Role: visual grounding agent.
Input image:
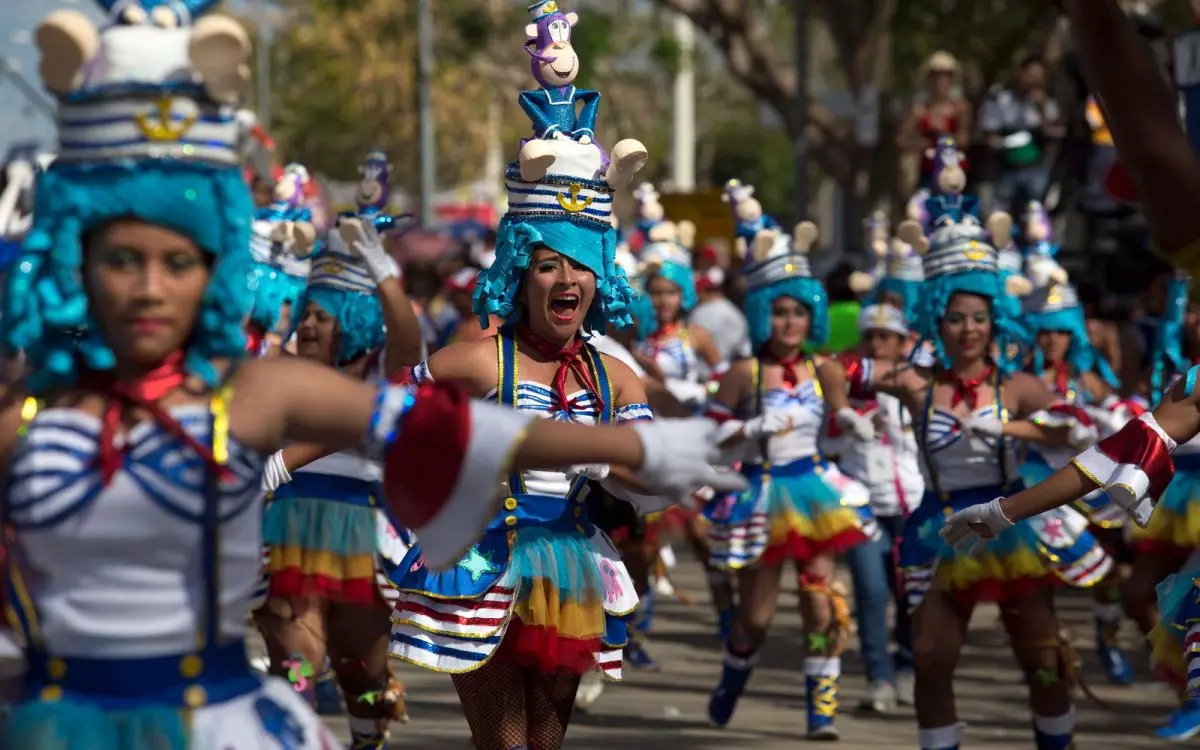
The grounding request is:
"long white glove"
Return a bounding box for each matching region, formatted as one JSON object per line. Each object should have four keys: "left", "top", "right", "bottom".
{"left": 262, "top": 450, "right": 292, "bottom": 493}
{"left": 632, "top": 419, "right": 749, "bottom": 497}
{"left": 349, "top": 220, "right": 400, "bottom": 284}
{"left": 568, "top": 464, "right": 611, "bottom": 482}
{"left": 940, "top": 497, "right": 1014, "bottom": 553}
{"left": 835, "top": 407, "right": 875, "bottom": 442}
{"left": 665, "top": 378, "right": 710, "bottom": 407}
{"left": 1067, "top": 420, "right": 1099, "bottom": 450}
{"left": 742, "top": 410, "right": 793, "bottom": 440}
{"left": 961, "top": 415, "right": 1004, "bottom": 438}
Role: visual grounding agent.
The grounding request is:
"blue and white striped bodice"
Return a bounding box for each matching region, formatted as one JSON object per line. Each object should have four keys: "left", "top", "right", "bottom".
{"left": 637, "top": 333, "right": 700, "bottom": 383}
{"left": 914, "top": 404, "right": 1016, "bottom": 492}
{"left": 6, "top": 406, "right": 265, "bottom": 657}
{"left": 739, "top": 380, "right": 825, "bottom": 467}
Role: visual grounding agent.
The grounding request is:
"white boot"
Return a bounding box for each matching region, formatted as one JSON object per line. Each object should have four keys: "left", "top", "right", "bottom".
{"left": 519, "top": 139, "right": 557, "bottom": 182}
{"left": 605, "top": 139, "right": 648, "bottom": 188}
{"left": 36, "top": 10, "right": 99, "bottom": 94}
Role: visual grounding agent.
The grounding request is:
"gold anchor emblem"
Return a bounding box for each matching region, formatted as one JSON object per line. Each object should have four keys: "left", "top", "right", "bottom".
{"left": 1047, "top": 285, "right": 1063, "bottom": 305}
{"left": 134, "top": 95, "right": 197, "bottom": 142}
{"left": 963, "top": 240, "right": 988, "bottom": 262}
{"left": 556, "top": 183, "right": 594, "bottom": 214}
{"left": 324, "top": 260, "right": 346, "bottom": 276}
{"left": 543, "top": 0, "right": 559, "bottom": 12}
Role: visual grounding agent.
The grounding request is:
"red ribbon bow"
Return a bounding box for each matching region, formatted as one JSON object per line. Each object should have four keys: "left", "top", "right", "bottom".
{"left": 85, "top": 351, "right": 229, "bottom": 486}
{"left": 941, "top": 366, "right": 993, "bottom": 411}
{"left": 766, "top": 353, "right": 804, "bottom": 389}
{"left": 516, "top": 326, "right": 599, "bottom": 414}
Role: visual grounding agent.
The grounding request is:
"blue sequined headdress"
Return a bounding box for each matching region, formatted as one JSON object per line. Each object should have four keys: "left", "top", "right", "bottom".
{"left": 473, "top": 14, "right": 639, "bottom": 333}
{"left": 898, "top": 210, "right": 1030, "bottom": 373}
{"left": 1024, "top": 281, "right": 1120, "bottom": 389}
{"left": 247, "top": 162, "right": 316, "bottom": 333}
{"left": 741, "top": 222, "right": 829, "bottom": 350}
{"left": 2, "top": 1, "right": 256, "bottom": 391}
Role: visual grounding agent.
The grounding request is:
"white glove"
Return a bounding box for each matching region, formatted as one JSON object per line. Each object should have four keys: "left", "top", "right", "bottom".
{"left": 835, "top": 407, "right": 875, "bottom": 442}
{"left": 349, "top": 220, "right": 400, "bottom": 284}
{"left": 1067, "top": 420, "right": 1099, "bottom": 450}
{"left": 569, "top": 464, "right": 611, "bottom": 482}
{"left": 632, "top": 419, "right": 749, "bottom": 498}
{"left": 961, "top": 415, "right": 1004, "bottom": 438}
{"left": 742, "top": 410, "right": 793, "bottom": 440}
{"left": 262, "top": 450, "right": 292, "bottom": 493}
{"left": 665, "top": 379, "right": 709, "bottom": 407}
{"left": 939, "top": 497, "right": 1014, "bottom": 553}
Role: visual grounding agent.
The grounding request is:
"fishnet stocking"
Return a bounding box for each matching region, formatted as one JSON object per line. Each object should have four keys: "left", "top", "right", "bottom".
{"left": 524, "top": 669, "right": 580, "bottom": 750}
{"left": 454, "top": 660, "right": 582, "bottom": 750}
{"left": 453, "top": 658, "right": 528, "bottom": 750}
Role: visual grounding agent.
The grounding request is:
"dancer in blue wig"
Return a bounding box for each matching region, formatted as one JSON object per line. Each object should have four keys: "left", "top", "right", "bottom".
{"left": 851, "top": 211, "right": 925, "bottom": 323}
{"left": 825, "top": 207, "right": 1112, "bottom": 750}
{"left": 1019, "top": 280, "right": 1138, "bottom": 686}
{"left": 704, "top": 220, "right": 876, "bottom": 739}
{"left": 254, "top": 153, "right": 426, "bottom": 749}
{"left": 0, "top": 5, "right": 739, "bottom": 748}
{"left": 386, "top": 6, "right": 743, "bottom": 748}
{"left": 245, "top": 163, "right": 317, "bottom": 356}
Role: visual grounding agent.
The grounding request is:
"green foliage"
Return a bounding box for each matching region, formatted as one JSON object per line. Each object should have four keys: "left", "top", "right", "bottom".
{"left": 892, "top": 0, "right": 1055, "bottom": 95}
{"left": 706, "top": 123, "right": 797, "bottom": 221}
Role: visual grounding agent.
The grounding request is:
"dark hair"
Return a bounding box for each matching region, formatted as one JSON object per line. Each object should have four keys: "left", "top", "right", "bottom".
{"left": 403, "top": 261, "right": 441, "bottom": 302}
{"left": 1019, "top": 53, "right": 1044, "bottom": 70}
{"left": 824, "top": 261, "right": 857, "bottom": 303}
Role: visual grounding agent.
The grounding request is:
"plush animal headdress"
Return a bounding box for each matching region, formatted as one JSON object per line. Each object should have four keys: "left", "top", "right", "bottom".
{"left": 1024, "top": 280, "right": 1120, "bottom": 389}
{"left": 1151, "top": 270, "right": 1193, "bottom": 403}
{"left": 722, "top": 179, "right": 755, "bottom": 206}
{"left": 896, "top": 210, "right": 1031, "bottom": 372}
{"left": 740, "top": 221, "right": 828, "bottom": 349}
{"left": 2, "top": 0, "right": 255, "bottom": 390}
{"left": 639, "top": 221, "right": 698, "bottom": 314}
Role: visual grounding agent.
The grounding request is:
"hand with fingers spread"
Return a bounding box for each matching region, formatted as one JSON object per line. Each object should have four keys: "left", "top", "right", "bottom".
{"left": 835, "top": 407, "right": 876, "bottom": 442}
{"left": 632, "top": 419, "right": 749, "bottom": 498}
{"left": 348, "top": 219, "right": 400, "bottom": 284}
{"left": 940, "top": 497, "right": 1014, "bottom": 553}
{"left": 742, "top": 410, "right": 793, "bottom": 441}
{"left": 961, "top": 415, "right": 1004, "bottom": 438}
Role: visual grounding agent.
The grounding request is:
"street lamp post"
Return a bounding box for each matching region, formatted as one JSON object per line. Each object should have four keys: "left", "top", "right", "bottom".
{"left": 791, "top": 0, "right": 808, "bottom": 223}
{"left": 417, "top": 0, "right": 436, "bottom": 229}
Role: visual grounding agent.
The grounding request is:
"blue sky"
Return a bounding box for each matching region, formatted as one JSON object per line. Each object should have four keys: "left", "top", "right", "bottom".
{"left": 0, "top": 1, "right": 102, "bottom": 153}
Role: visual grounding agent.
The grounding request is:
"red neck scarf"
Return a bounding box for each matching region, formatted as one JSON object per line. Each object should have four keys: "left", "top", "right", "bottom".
{"left": 940, "top": 365, "right": 994, "bottom": 411}
{"left": 765, "top": 352, "right": 805, "bottom": 389}
{"left": 85, "top": 352, "right": 228, "bottom": 485}
{"left": 516, "top": 326, "right": 599, "bottom": 414}
{"left": 1050, "top": 361, "right": 1070, "bottom": 398}
{"left": 646, "top": 322, "right": 681, "bottom": 353}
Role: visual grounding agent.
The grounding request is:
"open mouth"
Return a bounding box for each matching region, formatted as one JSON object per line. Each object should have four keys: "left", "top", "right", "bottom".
{"left": 549, "top": 293, "right": 580, "bottom": 322}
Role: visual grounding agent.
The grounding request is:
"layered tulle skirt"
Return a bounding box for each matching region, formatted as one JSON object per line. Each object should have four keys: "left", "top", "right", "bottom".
{"left": 900, "top": 483, "right": 1112, "bottom": 610}
{"left": 261, "top": 473, "right": 411, "bottom": 605}
{"left": 388, "top": 520, "right": 637, "bottom": 680}
{"left": 703, "top": 455, "right": 874, "bottom": 570}
{"left": 1149, "top": 554, "right": 1200, "bottom": 697}
{"left": 1126, "top": 454, "right": 1200, "bottom": 554}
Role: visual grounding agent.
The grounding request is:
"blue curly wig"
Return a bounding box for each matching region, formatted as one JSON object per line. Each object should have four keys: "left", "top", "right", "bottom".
{"left": 248, "top": 263, "right": 309, "bottom": 333}
{"left": 473, "top": 215, "right": 638, "bottom": 334}
{"left": 913, "top": 269, "right": 1030, "bottom": 374}
{"left": 291, "top": 285, "right": 385, "bottom": 367}
{"left": 1028, "top": 305, "right": 1120, "bottom": 389}
{"left": 1150, "top": 274, "right": 1191, "bottom": 403}
{"left": 744, "top": 277, "right": 829, "bottom": 350}
{"left": 867, "top": 277, "right": 921, "bottom": 322}
{"left": 1, "top": 162, "right": 254, "bottom": 392}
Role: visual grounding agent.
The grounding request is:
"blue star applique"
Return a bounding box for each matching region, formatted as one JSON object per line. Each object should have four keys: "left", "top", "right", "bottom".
{"left": 458, "top": 545, "right": 501, "bottom": 582}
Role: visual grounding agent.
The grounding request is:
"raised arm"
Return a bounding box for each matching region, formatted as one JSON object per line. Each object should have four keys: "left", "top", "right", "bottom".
{"left": 1062, "top": 0, "right": 1200, "bottom": 259}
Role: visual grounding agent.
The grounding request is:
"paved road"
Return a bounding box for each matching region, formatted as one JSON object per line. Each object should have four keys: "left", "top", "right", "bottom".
{"left": 315, "top": 555, "right": 1179, "bottom": 748}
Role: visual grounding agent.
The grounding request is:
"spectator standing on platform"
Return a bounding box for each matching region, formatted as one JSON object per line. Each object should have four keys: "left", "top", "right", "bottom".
{"left": 899, "top": 51, "right": 973, "bottom": 191}
{"left": 981, "top": 54, "right": 1066, "bottom": 211}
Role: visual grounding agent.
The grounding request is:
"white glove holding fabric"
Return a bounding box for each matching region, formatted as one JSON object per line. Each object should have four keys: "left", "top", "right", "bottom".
{"left": 1067, "top": 420, "right": 1099, "bottom": 450}
{"left": 665, "top": 378, "right": 710, "bottom": 407}
{"left": 261, "top": 450, "right": 292, "bottom": 493}
{"left": 961, "top": 415, "right": 1004, "bottom": 438}
{"left": 835, "top": 407, "right": 876, "bottom": 442}
{"left": 569, "top": 464, "right": 611, "bottom": 482}
{"left": 940, "top": 497, "right": 1014, "bottom": 553}
{"left": 742, "top": 410, "right": 793, "bottom": 441}
{"left": 349, "top": 220, "right": 400, "bottom": 284}
{"left": 632, "top": 419, "right": 749, "bottom": 497}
